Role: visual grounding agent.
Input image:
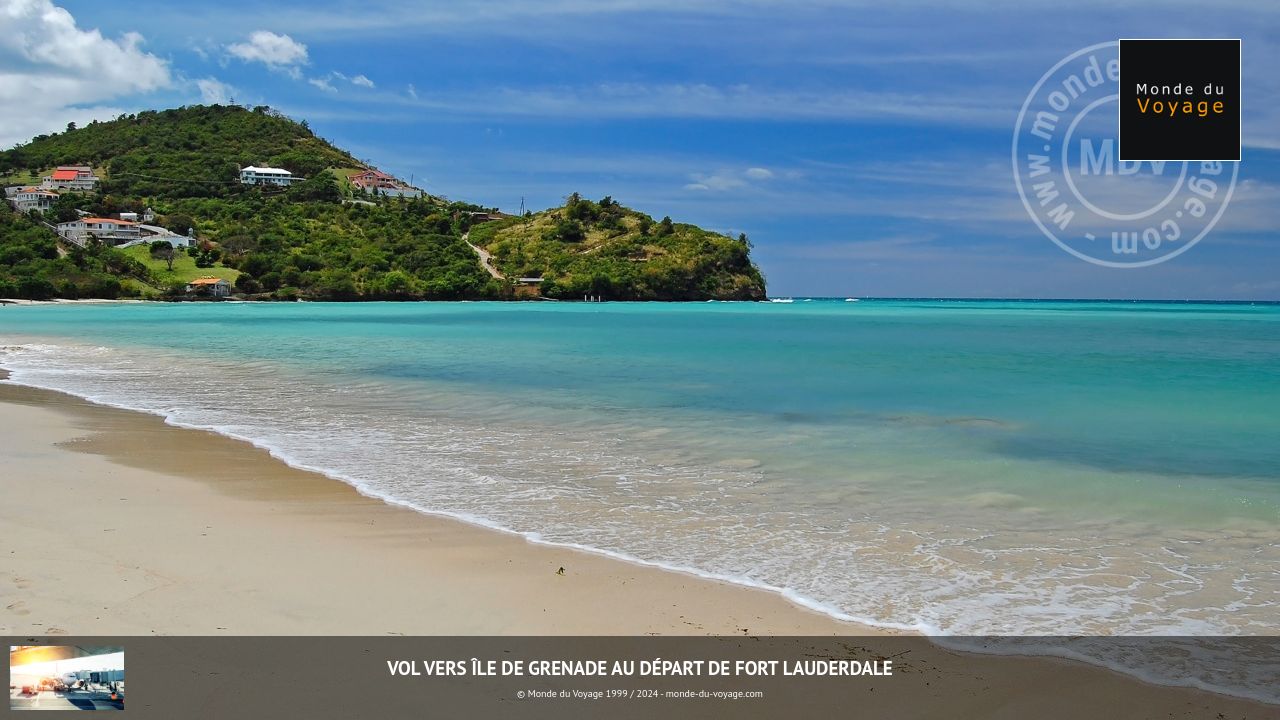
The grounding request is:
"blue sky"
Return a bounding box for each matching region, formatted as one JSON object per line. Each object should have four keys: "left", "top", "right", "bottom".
{"left": 4, "top": 0, "right": 1279, "bottom": 298}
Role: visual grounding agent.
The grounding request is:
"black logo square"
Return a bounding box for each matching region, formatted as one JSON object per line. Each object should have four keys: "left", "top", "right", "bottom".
{"left": 1119, "top": 39, "right": 1241, "bottom": 161}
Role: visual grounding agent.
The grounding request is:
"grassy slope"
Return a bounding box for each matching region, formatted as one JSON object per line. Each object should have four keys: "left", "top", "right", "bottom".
{"left": 0, "top": 170, "right": 42, "bottom": 186}
{"left": 121, "top": 245, "right": 240, "bottom": 287}
{"left": 326, "top": 167, "right": 362, "bottom": 197}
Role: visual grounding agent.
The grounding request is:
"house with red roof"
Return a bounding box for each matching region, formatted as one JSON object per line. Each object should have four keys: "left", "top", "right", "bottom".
{"left": 184, "top": 277, "right": 232, "bottom": 297}
{"left": 56, "top": 217, "right": 141, "bottom": 245}
{"left": 348, "top": 168, "right": 424, "bottom": 198}
{"left": 7, "top": 186, "right": 59, "bottom": 213}
{"left": 41, "top": 165, "right": 99, "bottom": 191}
{"left": 350, "top": 169, "right": 396, "bottom": 190}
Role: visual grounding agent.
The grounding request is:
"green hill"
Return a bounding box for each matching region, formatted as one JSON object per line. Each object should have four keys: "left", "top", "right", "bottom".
{"left": 470, "top": 194, "right": 765, "bottom": 300}
{"left": 0, "top": 104, "right": 359, "bottom": 199}
{"left": 0, "top": 104, "right": 766, "bottom": 301}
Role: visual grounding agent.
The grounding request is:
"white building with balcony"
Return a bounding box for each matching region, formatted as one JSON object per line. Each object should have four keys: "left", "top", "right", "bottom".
{"left": 239, "top": 166, "right": 301, "bottom": 186}
{"left": 41, "top": 165, "right": 99, "bottom": 191}
{"left": 56, "top": 217, "right": 142, "bottom": 245}
{"left": 7, "top": 187, "right": 59, "bottom": 213}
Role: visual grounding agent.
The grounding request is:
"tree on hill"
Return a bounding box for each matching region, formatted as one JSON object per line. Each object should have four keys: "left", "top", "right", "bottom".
{"left": 657, "top": 216, "right": 674, "bottom": 236}
{"left": 546, "top": 219, "right": 585, "bottom": 243}
{"left": 161, "top": 213, "right": 196, "bottom": 236}
{"left": 286, "top": 173, "right": 341, "bottom": 203}
{"left": 48, "top": 194, "right": 80, "bottom": 224}
{"left": 149, "top": 240, "right": 176, "bottom": 271}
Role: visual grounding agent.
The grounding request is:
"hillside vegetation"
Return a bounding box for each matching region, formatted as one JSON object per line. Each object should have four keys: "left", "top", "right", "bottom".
{"left": 470, "top": 194, "right": 764, "bottom": 300}
{"left": 0, "top": 105, "right": 359, "bottom": 199}
{"left": 0, "top": 104, "right": 766, "bottom": 301}
{"left": 0, "top": 203, "right": 140, "bottom": 299}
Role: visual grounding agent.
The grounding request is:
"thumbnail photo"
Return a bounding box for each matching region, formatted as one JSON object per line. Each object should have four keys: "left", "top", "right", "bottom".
{"left": 9, "top": 646, "right": 124, "bottom": 711}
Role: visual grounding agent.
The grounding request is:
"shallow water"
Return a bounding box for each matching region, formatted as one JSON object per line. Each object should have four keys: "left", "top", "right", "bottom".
{"left": 1, "top": 300, "right": 1277, "bottom": 694}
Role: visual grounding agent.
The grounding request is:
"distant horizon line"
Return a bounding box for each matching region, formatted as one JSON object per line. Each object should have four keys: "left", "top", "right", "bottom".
{"left": 768, "top": 297, "right": 1280, "bottom": 304}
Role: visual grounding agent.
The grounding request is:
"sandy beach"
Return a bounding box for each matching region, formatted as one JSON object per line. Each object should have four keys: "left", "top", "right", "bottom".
{"left": 1, "top": 372, "right": 1276, "bottom": 717}
{"left": 0, "top": 374, "right": 855, "bottom": 637}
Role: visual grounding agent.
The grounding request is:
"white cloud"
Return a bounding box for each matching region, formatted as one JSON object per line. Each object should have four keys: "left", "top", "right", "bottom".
{"left": 685, "top": 166, "right": 776, "bottom": 192}
{"left": 196, "top": 77, "right": 235, "bottom": 104}
{"left": 226, "top": 30, "right": 308, "bottom": 69}
{"left": 407, "top": 83, "right": 418, "bottom": 99}
{"left": 0, "top": 0, "right": 171, "bottom": 147}
{"left": 305, "top": 71, "right": 377, "bottom": 94}
{"left": 308, "top": 76, "right": 337, "bottom": 93}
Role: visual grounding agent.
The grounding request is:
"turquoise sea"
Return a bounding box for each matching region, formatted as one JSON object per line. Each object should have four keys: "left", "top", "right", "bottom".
{"left": 1, "top": 299, "right": 1278, "bottom": 690}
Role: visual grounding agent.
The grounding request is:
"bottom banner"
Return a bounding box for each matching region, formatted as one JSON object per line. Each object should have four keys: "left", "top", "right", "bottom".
{"left": 6, "top": 636, "right": 1280, "bottom": 718}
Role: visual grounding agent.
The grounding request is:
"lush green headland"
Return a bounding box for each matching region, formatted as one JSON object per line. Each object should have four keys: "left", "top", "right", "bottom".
{"left": 470, "top": 194, "right": 764, "bottom": 301}
{"left": 0, "top": 105, "right": 766, "bottom": 301}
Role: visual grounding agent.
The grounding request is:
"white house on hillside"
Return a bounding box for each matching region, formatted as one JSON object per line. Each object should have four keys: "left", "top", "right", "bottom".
{"left": 56, "top": 217, "right": 142, "bottom": 245}
{"left": 41, "top": 165, "right": 99, "bottom": 191}
{"left": 8, "top": 187, "right": 58, "bottom": 213}
{"left": 239, "top": 166, "right": 301, "bottom": 186}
